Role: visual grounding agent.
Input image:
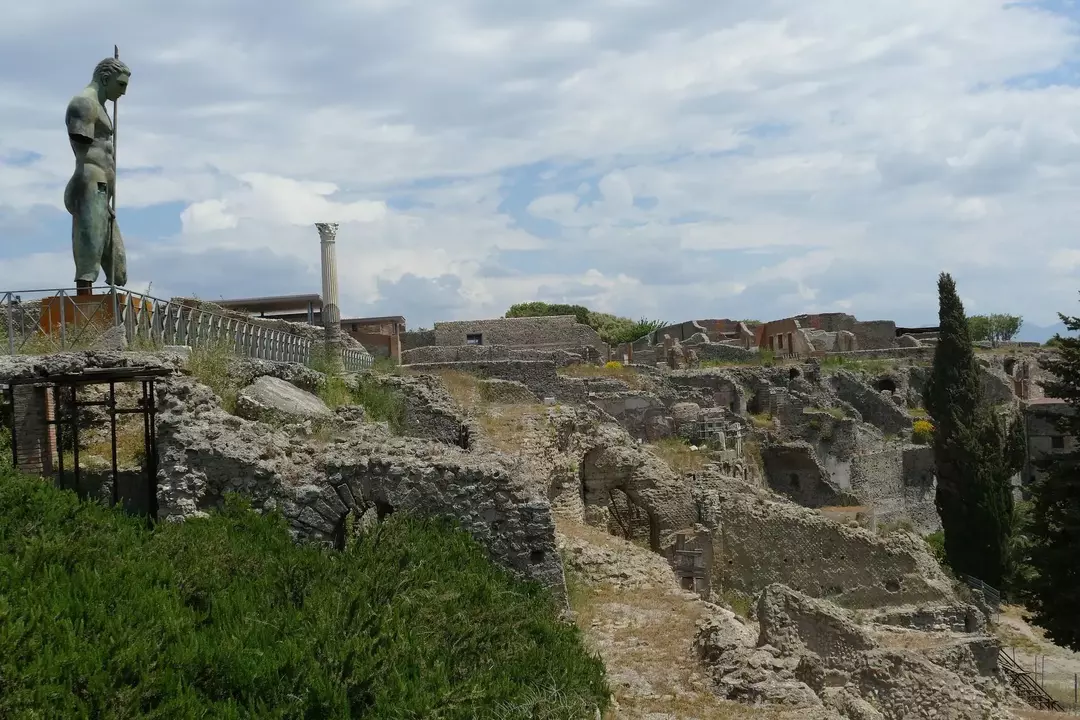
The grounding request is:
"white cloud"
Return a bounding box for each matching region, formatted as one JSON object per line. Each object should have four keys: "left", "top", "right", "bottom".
{"left": 0, "top": 0, "right": 1078, "bottom": 330}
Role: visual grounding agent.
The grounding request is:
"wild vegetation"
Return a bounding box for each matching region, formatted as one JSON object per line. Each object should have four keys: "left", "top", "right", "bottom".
{"left": 967, "top": 313, "right": 1023, "bottom": 344}
{"left": 0, "top": 469, "right": 609, "bottom": 719}
{"left": 504, "top": 301, "right": 665, "bottom": 345}
{"left": 926, "top": 272, "right": 1025, "bottom": 590}
{"left": 1023, "top": 300, "right": 1080, "bottom": 651}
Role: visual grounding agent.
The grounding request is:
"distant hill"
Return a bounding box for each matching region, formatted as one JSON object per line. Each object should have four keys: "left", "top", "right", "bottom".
{"left": 1016, "top": 321, "right": 1068, "bottom": 344}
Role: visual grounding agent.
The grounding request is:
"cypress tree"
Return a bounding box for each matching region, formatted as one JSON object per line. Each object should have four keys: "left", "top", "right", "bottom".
{"left": 1024, "top": 302, "right": 1080, "bottom": 650}
{"left": 925, "top": 273, "right": 1017, "bottom": 587}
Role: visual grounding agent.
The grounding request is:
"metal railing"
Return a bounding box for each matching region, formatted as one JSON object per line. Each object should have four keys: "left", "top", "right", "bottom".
{"left": 2, "top": 287, "right": 373, "bottom": 372}
{"left": 958, "top": 573, "right": 1002, "bottom": 615}
{"left": 999, "top": 649, "right": 1066, "bottom": 712}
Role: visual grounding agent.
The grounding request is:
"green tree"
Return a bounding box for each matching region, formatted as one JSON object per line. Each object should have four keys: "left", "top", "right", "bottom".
{"left": 989, "top": 313, "right": 1023, "bottom": 343}
{"left": 1023, "top": 301, "right": 1080, "bottom": 650}
{"left": 926, "top": 273, "right": 1018, "bottom": 588}
{"left": 967, "top": 313, "right": 1023, "bottom": 344}
{"left": 506, "top": 302, "right": 592, "bottom": 326}
{"left": 967, "top": 315, "right": 992, "bottom": 343}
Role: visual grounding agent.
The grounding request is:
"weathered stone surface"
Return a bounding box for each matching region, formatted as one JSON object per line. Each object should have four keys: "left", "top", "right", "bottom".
{"left": 711, "top": 489, "right": 955, "bottom": 609}
{"left": 829, "top": 371, "right": 911, "bottom": 436}
{"left": 235, "top": 375, "right": 333, "bottom": 425}
{"left": 821, "top": 687, "right": 885, "bottom": 720}
{"left": 226, "top": 358, "right": 325, "bottom": 394}
{"left": 477, "top": 378, "right": 538, "bottom": 404}
{"left": 868, "top": 603, "right": 986, "bottom": 634}
{"left": 154, "top": 377, "right": 566, "bottom": 603}
{"left": 359, "top": 372, "right": 473, "bottom": 446}
{"left": 757, "top": 584, "right": 877, "bottom": 662}
{"left": 0, "top": 349, "right": 186, "bottom": 385}
{"left": 698, "top": 585, "right": 1018, "bottom": 720}
{"left": 848, "top": 648, "right": 1014, "bottom": 719}
{"left": 921, "top": 635, "right": 1001, "bottom": 678}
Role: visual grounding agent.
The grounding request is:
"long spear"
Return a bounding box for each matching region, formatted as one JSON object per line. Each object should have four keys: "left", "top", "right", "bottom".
{"left": 108, "top": 44, "right": 119, "bottom": 289}
{"left": 111, "top": 45, "right": 119, "bottom": 226}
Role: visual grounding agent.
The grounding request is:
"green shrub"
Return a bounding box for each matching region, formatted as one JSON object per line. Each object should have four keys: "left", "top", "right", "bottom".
{"left": 0, "top": 471, "right": 609, "bottom": 718}
{"left": 925, "top": 530, "right": 948, "bottom": 567}
{"left": 186, "top": 342, "right": 239, "bottom": 411}
{"left": 352, "top": 375, "right": 406, "bottom": 432}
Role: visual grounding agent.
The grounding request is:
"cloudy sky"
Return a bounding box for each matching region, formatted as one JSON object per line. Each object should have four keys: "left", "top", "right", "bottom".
{"left": 2, "top": 0, "right": 1079, "bottom": 338}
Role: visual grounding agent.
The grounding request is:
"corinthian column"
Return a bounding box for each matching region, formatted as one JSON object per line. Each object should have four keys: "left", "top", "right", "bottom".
{"left": 315, "top": 222, "right": 343, "bottom": 372}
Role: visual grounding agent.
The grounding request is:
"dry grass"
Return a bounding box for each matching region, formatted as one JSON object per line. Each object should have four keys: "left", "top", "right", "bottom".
{"left": 420, "top": 369, "right": 481, "bottom": 410}
{"left": 1015, "top": 710, "right": 1079, "bottom": 720}
{"left": 647, "top": 437, "right": 710, "bottom": 475}
{"left": 749, "top": 413, "right": 773, "bottom": 429}
{"left": 558, "top": 364, "right": 645, "bottom": 390}
{"left": 569, "top": 571, "right": 779, "bottom": 719}
{"left": 475, "top": 403, "right": 547, "bottom": 454}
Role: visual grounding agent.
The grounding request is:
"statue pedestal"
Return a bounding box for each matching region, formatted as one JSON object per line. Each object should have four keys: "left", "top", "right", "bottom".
{"left": 38, "top": 293, "right": 150, "bottom": 338}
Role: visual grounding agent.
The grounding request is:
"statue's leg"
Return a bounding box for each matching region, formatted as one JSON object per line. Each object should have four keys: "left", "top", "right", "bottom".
{"left": 101, "top": 214, "right": 128, "bottom": 287}
{"left": 72, "top": 181, "right": 109, "bottom": 284}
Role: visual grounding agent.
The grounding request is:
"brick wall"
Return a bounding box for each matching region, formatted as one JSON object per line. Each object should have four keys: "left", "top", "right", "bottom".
{"left": 12, "top": 384, "right": 55, "bottom": 476}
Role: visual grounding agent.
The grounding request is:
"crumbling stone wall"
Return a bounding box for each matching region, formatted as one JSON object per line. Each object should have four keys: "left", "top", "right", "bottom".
{"left": 665, "top": 369, "right": 748, "bottom": 414}
{"left": 849, "top": 445, "right": 939, "bottom": 533}
{"left": 433, "top": 316, "right": 605, "bottom": 353}
{"left": 401, "top": 344, "right": 584, "bottom": 366}
{"left": 588, "top": 391, "right": 671, "bottom": 442}
{"left": 154, "top": 377, "right": 567, "bottom": 602}
{"left": 359, "top": 373, "right": 473, "bottom": 446}
{"left": 760, "top": 441, "right": 859, "bottom": 508}
{"left": 829, "top": 370, "right": 911, "bottom": 436}
{"left": 710, "top": 488, "right": 954, "bottom": 608}
{"left": 403, "top": 359, "right": 581, "bottom": 403}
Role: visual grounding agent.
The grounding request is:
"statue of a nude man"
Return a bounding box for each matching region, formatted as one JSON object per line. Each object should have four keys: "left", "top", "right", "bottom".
{"left": 64, "top": 57, "right": 130, "bottom": 291}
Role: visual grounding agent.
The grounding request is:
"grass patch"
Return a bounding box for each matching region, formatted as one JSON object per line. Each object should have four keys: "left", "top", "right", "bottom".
{"left": 185, "top": 342, "right": 239, "bottom": 412}
{"left": 476, "top": 404, "right": 546, "bottom": 454}
{"left": 820, "top": 355, "right": 897, "bottom": 375}
{"left": 749, "top": 412, "right": 773, "bottom": 429}
{"left": 699, "top": 348, "right": 776, "bottom": 368}
{"left": 876, "top": 517, "right": 915, "bottom": 536}
{"left": 352, "top": 374, "right": 407, "bottom": 432}
{"left": 0, "top": 471, "right": 609, "bottom": 719}
{"left": 648, "top": 437, "right": 710, "bottom": 475}
{"left": 720, "top": 589, "right": 755, "bottom": 619}
{"left": 424, "top": 370, "right": 482, "bottom": 410}
{"left": 558, "top": 363, "right": 644, "bottom": 389}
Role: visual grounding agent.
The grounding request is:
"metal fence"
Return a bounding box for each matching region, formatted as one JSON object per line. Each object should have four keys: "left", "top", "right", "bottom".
{"left": 2, "top": 286, "right": 373, "bottom": 372}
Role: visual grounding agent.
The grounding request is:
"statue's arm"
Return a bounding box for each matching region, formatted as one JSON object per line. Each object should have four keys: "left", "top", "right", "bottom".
{"left": 65, "top": 97, "right": 95, "bottom": 145}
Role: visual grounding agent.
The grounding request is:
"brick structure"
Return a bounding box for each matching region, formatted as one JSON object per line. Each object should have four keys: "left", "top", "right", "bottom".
{"left": 341, "top": 315, "right": 405, "bottom": 362}
{"left": 11, "top": 384, "right": 55, "bottom": 476}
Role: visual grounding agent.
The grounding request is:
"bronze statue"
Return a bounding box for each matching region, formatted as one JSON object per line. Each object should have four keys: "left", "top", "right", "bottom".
{"left": 65, "top": 54, "right": 130, "bottom": 292}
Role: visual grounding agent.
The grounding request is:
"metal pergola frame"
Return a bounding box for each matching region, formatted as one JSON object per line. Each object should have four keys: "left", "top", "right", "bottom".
{"left": 4, "top": 366, "right": 173, "bottom": 518}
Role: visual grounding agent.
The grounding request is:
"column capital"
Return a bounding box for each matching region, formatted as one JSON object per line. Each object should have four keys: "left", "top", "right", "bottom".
{"left": 315, "top": 222, "right": 339, "bottom": 243}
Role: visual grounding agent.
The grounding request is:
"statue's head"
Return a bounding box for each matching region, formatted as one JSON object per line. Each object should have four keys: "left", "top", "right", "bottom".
{"left": 92, "top": 57, "right": 131, "bottom": 101}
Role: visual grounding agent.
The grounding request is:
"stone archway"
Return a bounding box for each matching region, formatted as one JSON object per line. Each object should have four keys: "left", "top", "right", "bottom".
{"left": 876, "top": 377, "right": 897, "bottom": 394}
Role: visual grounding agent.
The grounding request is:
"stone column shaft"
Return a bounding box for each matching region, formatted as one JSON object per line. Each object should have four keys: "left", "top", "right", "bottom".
{"left": 315, "top": 223, "right": 343, "bottom": 372}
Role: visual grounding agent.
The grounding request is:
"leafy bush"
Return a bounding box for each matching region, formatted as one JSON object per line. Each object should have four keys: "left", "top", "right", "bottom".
{"left": 352, "top": 374, "right": 407, "bottom": 432}
{"left": 604, "top": 360, "right": 623, "bottom": 369}
{"left": 0, "top": 471, "right": 609, "bottom": 718}
{"left": 925, "top": 530, "right": 948, "bottom": 567}
{"left": 912, "top": 418, "right": 934, "bottom": 444}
